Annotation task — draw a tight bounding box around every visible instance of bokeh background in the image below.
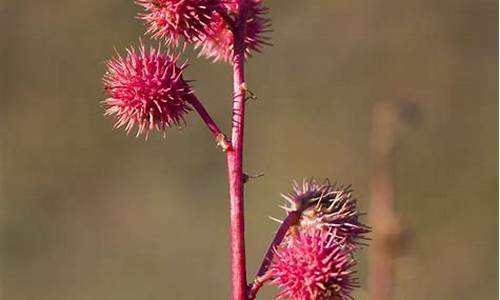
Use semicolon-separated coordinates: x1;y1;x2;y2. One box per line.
2;0;498;299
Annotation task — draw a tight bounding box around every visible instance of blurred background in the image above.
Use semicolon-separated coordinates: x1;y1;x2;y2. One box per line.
2;0;498;299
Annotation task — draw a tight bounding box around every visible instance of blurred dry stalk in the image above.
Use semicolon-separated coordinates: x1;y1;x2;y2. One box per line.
368;101;417;300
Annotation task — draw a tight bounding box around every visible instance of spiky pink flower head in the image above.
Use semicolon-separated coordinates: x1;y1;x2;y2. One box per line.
195;0;271;62
136;0;222;46
281;179;370;250
271;226;358;300
102;43;193;137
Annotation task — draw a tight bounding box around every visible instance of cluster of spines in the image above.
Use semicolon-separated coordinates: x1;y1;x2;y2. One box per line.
136;0;270;61
102;43;192;138
136;0;222;46
103;0;271;137
280;179;370;249
272;227;358;300
195;0;271;62
270;179;370;300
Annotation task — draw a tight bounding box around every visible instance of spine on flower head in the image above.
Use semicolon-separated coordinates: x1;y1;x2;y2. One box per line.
102;42;193;138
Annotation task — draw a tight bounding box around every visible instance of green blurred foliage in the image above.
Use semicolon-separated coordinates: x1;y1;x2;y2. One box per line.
1;0;497;299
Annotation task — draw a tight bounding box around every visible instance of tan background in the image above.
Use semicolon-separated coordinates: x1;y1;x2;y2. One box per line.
2;0;498;299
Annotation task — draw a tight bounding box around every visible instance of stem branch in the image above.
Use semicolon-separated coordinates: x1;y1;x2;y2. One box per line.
247;272;273;300
187;93;231;151
247;212;299;299
255;212;300;277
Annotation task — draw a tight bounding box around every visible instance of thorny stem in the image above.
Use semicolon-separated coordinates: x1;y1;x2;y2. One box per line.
187;93;231;151
226;1;250;300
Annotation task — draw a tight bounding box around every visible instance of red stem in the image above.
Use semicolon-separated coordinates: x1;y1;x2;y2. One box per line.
187;93;231;151
226;1;250;300
247;212;300;299
187;93;223;139
253;212;300;280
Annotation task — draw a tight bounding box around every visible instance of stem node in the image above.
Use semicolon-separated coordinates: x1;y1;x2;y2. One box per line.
216;133;232;152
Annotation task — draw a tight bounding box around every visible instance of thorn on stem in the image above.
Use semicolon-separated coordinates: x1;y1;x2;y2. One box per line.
245;89;258;102
243;172;264;183
240;83;258;102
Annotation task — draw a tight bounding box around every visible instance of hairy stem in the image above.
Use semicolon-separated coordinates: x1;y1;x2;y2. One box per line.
226;1;250;300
